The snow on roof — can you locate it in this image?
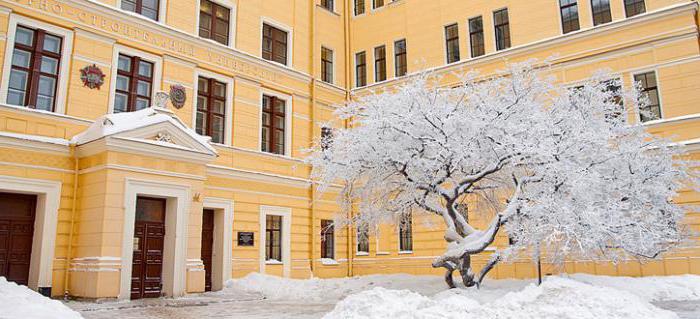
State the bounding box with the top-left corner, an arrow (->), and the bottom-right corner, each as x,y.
70,107 -> 217,154
0,131 -> 70,146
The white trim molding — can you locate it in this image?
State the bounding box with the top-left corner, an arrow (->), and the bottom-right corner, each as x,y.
0,14 -> 74,115
202,197 -> 234,291
0,175 -> 62,291
259,205 -> 292,277
119,178 -> 191,300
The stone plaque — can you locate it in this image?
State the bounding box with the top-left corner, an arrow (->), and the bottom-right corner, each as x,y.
237,232 -> 254,246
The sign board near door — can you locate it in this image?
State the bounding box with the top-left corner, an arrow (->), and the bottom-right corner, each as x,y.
237,232 -> 254,246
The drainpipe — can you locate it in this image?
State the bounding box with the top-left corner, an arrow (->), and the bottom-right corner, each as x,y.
64,144 -> 79,299
309,0 -> 318,275
343,0 -> 354,278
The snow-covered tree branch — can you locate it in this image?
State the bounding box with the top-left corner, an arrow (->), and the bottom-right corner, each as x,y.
307,60 -> 698,289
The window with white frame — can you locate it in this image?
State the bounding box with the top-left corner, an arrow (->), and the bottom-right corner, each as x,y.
320,219 -> 334,259
559,0 -> 580,34
354,0 -> 365,15
114,54 -> 154,113
591,0 -> 612,26
262,23 -> 289,66
261,94 -> 288,155
196,76 -> 227,143
321,47 -> 333,84
266,215 -> 282,261
321,0 -> 334,12
199,0 -> 231,46
634,71 -> 661,122
121,0 -> 161,21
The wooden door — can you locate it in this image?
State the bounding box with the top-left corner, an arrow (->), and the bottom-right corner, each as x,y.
131,197 -> 166,299
0,193 -> 36,286
201,209 -> 214,292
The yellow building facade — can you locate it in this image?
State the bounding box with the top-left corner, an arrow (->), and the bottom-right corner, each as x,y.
0,0 -> 696,300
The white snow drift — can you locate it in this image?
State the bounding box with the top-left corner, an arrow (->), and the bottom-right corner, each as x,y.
0,277 -> 83,319
323,277 -> 679,319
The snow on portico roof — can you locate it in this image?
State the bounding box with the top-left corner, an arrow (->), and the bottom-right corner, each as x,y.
71,107 -> 217,155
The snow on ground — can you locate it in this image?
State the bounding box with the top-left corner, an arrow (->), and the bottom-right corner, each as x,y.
323,277 -> 678,319
0,277 -> 83,319
67,273 -> 700,319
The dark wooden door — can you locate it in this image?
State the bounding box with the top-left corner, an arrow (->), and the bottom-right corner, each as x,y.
131,197 -> 166,300
0,193 -> 36,286
201,209 -> 215,292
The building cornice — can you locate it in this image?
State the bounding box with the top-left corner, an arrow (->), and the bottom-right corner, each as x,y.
207,164 -> 311,188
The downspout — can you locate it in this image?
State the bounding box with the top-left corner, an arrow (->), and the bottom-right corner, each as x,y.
309,0 -> 318,275
344,0 -> 354,278
63,144 -> 78,299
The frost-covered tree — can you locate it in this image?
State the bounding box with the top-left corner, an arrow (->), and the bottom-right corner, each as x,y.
307,61 -> 698,289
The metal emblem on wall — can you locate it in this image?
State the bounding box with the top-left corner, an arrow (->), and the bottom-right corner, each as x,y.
169,84 -> 187,109
79,64 -> 105,90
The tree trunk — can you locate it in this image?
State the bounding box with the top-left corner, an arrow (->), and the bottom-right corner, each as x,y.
459,254 -> 476,287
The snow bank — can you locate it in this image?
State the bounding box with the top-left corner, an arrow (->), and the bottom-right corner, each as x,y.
0,277 -> 83,319
225,273 -> 445,302
570,273 -> 700,302
323,277 -> 679,319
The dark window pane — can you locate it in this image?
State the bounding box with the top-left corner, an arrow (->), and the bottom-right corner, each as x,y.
624,0 -> 646,17
374,45 -> 386,82
355,0 -> 365,15
469,17 -> 485,58
591,0 -> 612,26
635,72 -> 661,122
445,24 -> 460,63
494,9 -> 511,51
356,51 -> 367,87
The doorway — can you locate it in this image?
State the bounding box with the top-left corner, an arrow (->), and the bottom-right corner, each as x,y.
131,197 -> 166,299
0,192 -> 37,286
201,209 -> 215,292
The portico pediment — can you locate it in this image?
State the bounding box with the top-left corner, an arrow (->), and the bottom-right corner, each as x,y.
72,107 -> 218,163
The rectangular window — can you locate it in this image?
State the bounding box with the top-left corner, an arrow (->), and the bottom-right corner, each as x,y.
321,47 -> 333,83
265,215 -> 282,261
355,51 -> 367,87
321,219 -> 334,259
8,26 -> 62,112
602,79 -> 624,121
624,0 -> 646,17
399,214 -> 413,252
355,0 -> 365,15
394,39 -> 407,77
373,0 -> 384,9
444,24 -> 460,64
321,0 -> 334,11
262,24 -> 288,66
560,0 -> 580,34
357,225 -> 369,254
199,0 -> 230,46
114,54 -> 154,113
262,95 -> 286,155
635,72 -> 661,122
591,0 -> 612,26
320,127 -> 333,151
468,17 -> 485,58
121,0 -> 160,21
196,77 -> 226,144
494,9 -> 511,51
374,45 -> 387,82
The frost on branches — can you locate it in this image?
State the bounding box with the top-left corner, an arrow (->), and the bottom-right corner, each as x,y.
307,61 -> 698,289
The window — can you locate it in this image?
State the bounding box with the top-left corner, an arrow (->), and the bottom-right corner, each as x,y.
321,47 -> 333,83
635,72 -> 661,122
591,0 -> 612,26
444,24 -> 460,63
355,0 -> 365,15
355,51 -> 367,87
373,0 -> 384,9
357,225 -> 369,254
374,45 -> 386,82
7,26 -> 62,112
560,0 -> 580,34
321,219 -> 334,259
468,17 -> 485,58
399,214 -> 412,252
262,23 -> 288,66
121,0 -> 160,21
199,0 -> 230,45
320,127 -> 333,151
114,54 -> 154,113
602,79 -> 624,121
394,39 -> 407,77
262,95 -> 286,155
265,215 -> 282,261
624,0 -> 646,17
321,0 -> 334,11
196,77 -> 226,144
494,9 -> 511,51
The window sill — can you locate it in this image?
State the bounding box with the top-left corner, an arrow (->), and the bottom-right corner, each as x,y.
356,252 -> 369,256
398,250 -> 413,255
265,260 -> 283,265
316,5 -> 340,17
320,258 -> 339,265
197,36 -> 235,50
376,251 -> 390,256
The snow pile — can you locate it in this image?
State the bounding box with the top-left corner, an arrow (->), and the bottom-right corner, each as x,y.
323,277 -> 679,319
225,273 -> 444,302
570,274 -> 700,302
0,277 -> 83,319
